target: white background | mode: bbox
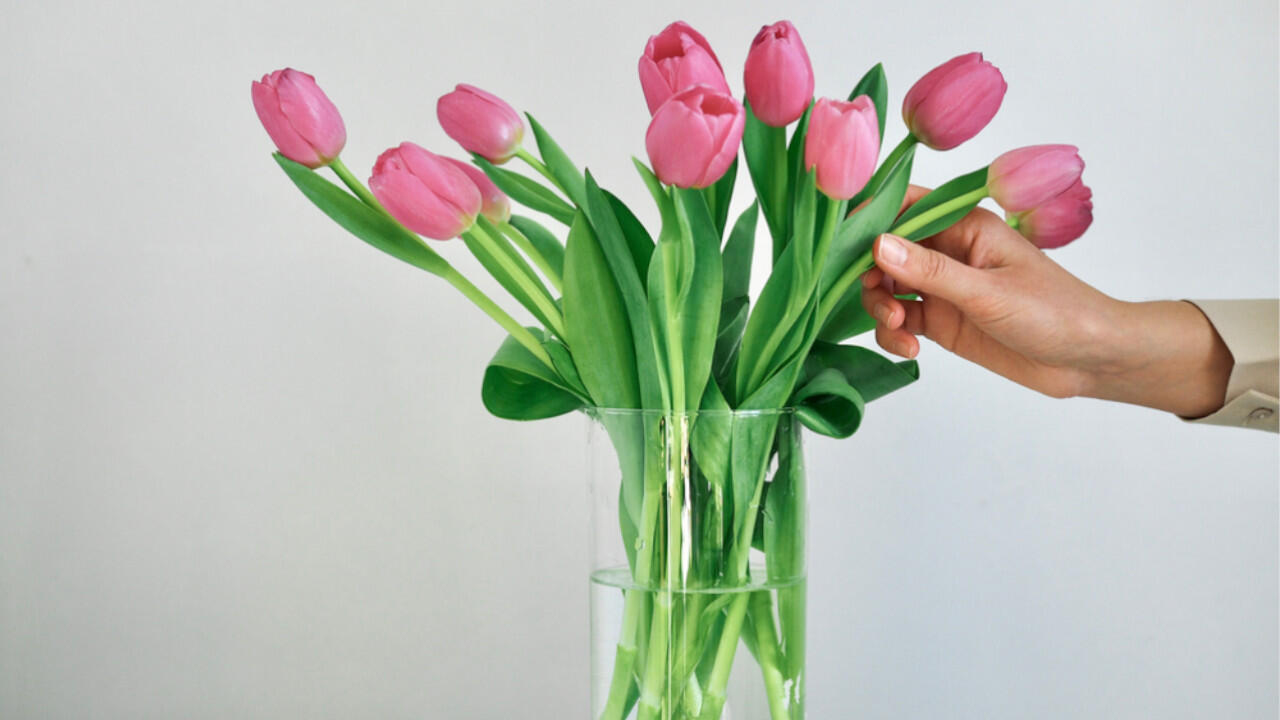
[1,0,1276,717]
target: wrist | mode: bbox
[1083,300,1233,417]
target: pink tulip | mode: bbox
[251,68,346,168]
[645,85,745,189]
[1010,179,1093,249]
[369,142,482,240]
[743,20,814,127]
[902,52,1006,151]
[442,157,511,223]
[436,84,524,164]
[987,145,1085,213]
[803,96,881,200]
[638,21,731,116]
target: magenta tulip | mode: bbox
[902,52,1006,151]
[369,143,482,240]
[436,84,524,164]
[638,21,731,116]
[987,144,1085,213]
[803,96,881,200]
[1010,179,1093,249]
[251,68,346,168]
[645,85,745,189]
[442,157,511,223]
[743,20,814,127]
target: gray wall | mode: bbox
[1,0,1276,717]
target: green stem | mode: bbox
[497,220,563,292]
[891,186,989,239]
[698,593,749,720]
[749,592,791,720]
[329,157,381,210]
[515,147,566,195]
[439,266,553,368]
[464,224,566,339]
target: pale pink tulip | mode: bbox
[638,21,731,116]
[987,145,1084,213]
[443,157,511,223]
[902,52,1006,151]
[743,20,814,127]
[369,143,481,240]
[436,84,524,164]
[644,85,745,189]
[803,96,881,200]
[1011,179,1093,249]
[251,68,346,168]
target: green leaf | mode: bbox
[692,380,731,569]
[273,153,449,277]
[508,215,565,279]
[817,285,875,342]
[605,190,655,279]
[722,201,758,303]
[893,166,989,241]
[672,189,724,407]
[473,156,576,225]
[820,145,915,294]
[847,63,888,149]
[481,329,584,419]
[793,368,866,438]
[712,295,749,390]
[765,419,806,678]
[526,113,587,207]
[582,171,664,408]
[742,103,789,258]
[803,341,920,403]
[543,337,589,399]
[562,212,639,409]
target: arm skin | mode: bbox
[861,186,1233,419]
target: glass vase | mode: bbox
[586,408,807,720]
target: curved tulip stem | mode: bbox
[890,186,988,239]
[440,266,554,368]
[851,134,918,207]
[515,147,568,196]
[497,220,563,292]
[329,157,382,210]
[465,223,566,339]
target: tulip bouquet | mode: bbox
[254,18,1091,720]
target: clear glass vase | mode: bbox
[586,408,807,720]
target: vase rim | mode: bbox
[582,406,798,418]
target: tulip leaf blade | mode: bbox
[460,226,560,335]
[273,153,450,277]
[817,285,875,341]
[605,189,655,279]
[702,157,738,238]
[893,166,989,241]
[582,171,664,408]
[722,201,758,303]
[672,187,725,408]
[526,113,588,207]
[848,63,888,149]
[795,341,920,436]
[742,102,790,261]
[508,215,565,279]
[481,328,585,420]
[473,156,576,225]
[793,368,865,437]
[562,211,640,410]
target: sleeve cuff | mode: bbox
[1183,299,1279,432]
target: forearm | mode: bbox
[1085,300,1233,418]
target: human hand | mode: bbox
[862,186,1233,418]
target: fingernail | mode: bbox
[878,234,908,267]
[873,303,891,323]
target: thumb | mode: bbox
[872,233,989,309]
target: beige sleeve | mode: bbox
[1184,299,1279,432]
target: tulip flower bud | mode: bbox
[743,20,814,127]
[638,21,731,116]
[987,145,1085,213]
[436,84,525,164]
[369,142,482,240]
[251,68,346,168]
[803,96,881,200]
[442,157,511,224]
[902,52,1006,151]
[1009,179,1093,249]
[645,85,745,189]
